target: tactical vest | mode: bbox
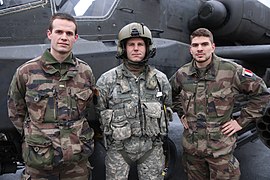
[100,66,167,142]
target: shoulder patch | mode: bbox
[242,68,253,77]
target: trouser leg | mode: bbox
[182,152,209,180]
[182,151,241,180]
[207,153,241,180]
[105,149,130,180]
[137,145,165,180]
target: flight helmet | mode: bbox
[116,22,156,60]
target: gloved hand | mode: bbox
[166,107,173,122]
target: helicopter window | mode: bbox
[0,0,46,13]
[258,0,270,8]
[55,0,117,18]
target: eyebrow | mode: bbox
[191,42,210,46]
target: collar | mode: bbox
[42,49,76,65]
[119,64,156,80]
[40,49,78,78]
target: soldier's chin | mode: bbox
[130,58,143,62]
[195,58,208,63]
[58,49,70,54]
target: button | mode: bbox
[34,95,40,102]
[34,147,40,152]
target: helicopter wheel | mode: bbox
[164,137,177,180]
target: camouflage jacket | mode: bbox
[96,64,172,153]
[7,49,95,169]
[170,54,270,157]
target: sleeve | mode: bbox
[234,66,270,127]
[7,69,27,135]
[87,65,98,104]
[95,74,110,123]
[161,75,172,108]
[89,67,96,88]
[169,71,184,118]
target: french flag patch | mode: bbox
[242,68,253,77]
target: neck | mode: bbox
[124,60,145,77]
[50,49,71,63]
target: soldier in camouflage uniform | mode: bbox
[96,22,172,180]
[7,13,96,180]
[170,28,270,180]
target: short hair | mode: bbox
[190,28,214,43]
[48,13,78,34]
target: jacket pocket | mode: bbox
[75,88,93,113]
[111,120,131,141]
[111,109,131,141]
[124,102,141,136]
[23,135,54,169]
[25,91,49,122]
[59,118,94,162]
[143,102,162,137]
[209,88,234,117]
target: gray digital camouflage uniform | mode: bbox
[96,63,172,180]
[8,49,96,179]
[170,54,270,179]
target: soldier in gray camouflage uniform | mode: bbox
[170,28,270,180]
[96,22,172,180]
[7,13,96,180]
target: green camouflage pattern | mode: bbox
[105,144,165,180]
[8,49,95,170]
[22,160,91,180]
[170,54,269,157]
[170,54,269,179]
[96,64,171,179]
[182,151,240,180]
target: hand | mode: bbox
[166,107,173,122]
[180,115,189,129]
[221,119,242,137]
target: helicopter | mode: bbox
[0,0,270,179]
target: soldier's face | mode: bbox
[47,19,78,58]
[126,38,146,62]
[190,36,215,68]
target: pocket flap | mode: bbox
[211,88,232,99]
[111,120,129,128]
[26,135,52,147]
[143,102,162,118]
[76,89,93,101]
